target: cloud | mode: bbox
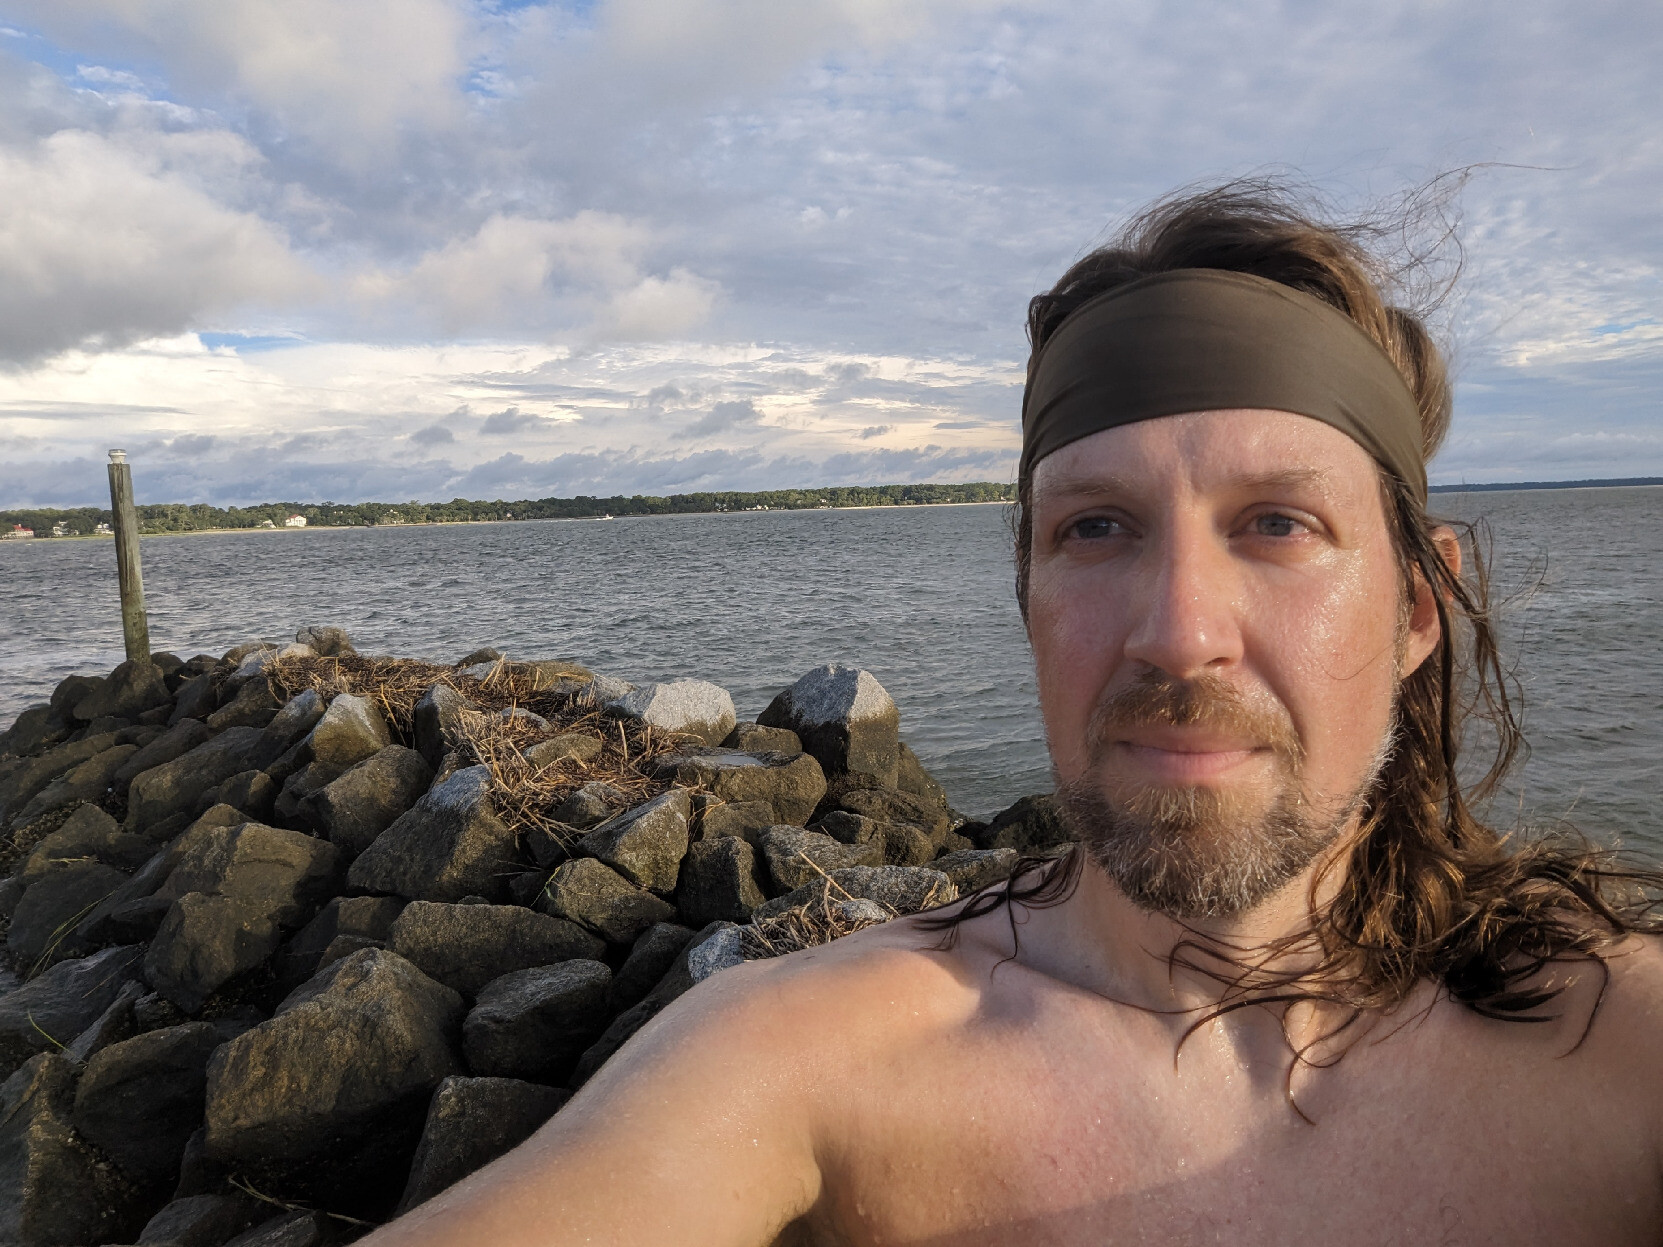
[0,129,310,364]
[478,406,544,436]
[686,399,764,437]
[858,424,893,438]
[410,423,454,445]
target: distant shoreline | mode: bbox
[1428,477,1663,494]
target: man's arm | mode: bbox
[361,958,827,1247]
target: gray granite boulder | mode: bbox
[721,721,802,754]
[63,980,145,1065]
[0,731,119,827]
[462,961,611,1082]
[538,858,677,945]
[144,821,342,1011]
[686,923,746,983]
[136,1194,264,1246]
[125,727,267,837]
[661,749,826,826]
[758,665,901,788]
[17,802,153,882]
[972,793,1069,854]
[610,680,735,746]
[932,847,1021,894]
[13,742,138,824]
[206,679,281,732]
[675,836,766,927]
[73,658,171,722]
[112,719,213,794]
[223,1209,333,1247]
[261,689,327,758]
[0,1053,139,1246]
[396,1075,569,1213]
[347,766,517,903]
[550,780,625,829]
[169,673,220,726]
[389,901,605,996]
[833,784,951,842]
[308,744,433,856]
[0,703,55,759]
[523,733,602,769]
[72,1021,220,1186]
[8,860,129,966]
[197,769,278,822]
[204,948,463,1164]
[0,945,145,1074]
[609,922,695,1012]
[577,789,690,894]
[275,895,407,987]
[414,683,472,771]
[306,693,390,770]
[696,796,776,841]
[756,826,883,894]
[294,625,356,657]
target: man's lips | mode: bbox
[1106,729,1272,783]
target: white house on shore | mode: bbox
[2,524,34,540]
[284,515,307,528]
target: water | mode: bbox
[1,492,1659,855]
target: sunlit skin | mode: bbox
[363,411,1663,1247]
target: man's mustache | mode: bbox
[1085,669,1303,767]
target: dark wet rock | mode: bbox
[126,727,266,837]
[308,745,433,857]
[198,769,278,822]
[204,948,463,1165]
[972,793,1070,854]
[674,837,766,927]
[462,960,611,1082]
[50,671,105,725]
[932,847,1021,894]
[136,1193,264,1246]
[523,824,574,869]
[0,731,119,827]
[758,665,901,788]
[413,683,472,771]
[294,625,356,657]
[71,846,178,949]
[569,921,724,1087]
[577,789,690,894]
[347,766,517,904]
[145,821,342,1011]
[133,992,189,1034]
[18,802,154,882]
[396,1075,569,1214]
[169,673,220,726]
[306,694,390,770]
[756,826,884,894]
[523,733,602,769]
[13,743,137,824]
[272,760,342,829]
[609,922,695,1012]
[508,868,552,907]
[662,749,827,827]
[833,784,951,842]
[879,821,937,868]
[64,979,145,1064]
[537,858,677,945]
[317,933,383,971]
[0,704,56,759]
[609,680,735,746]
[721,721,802,754]
[0,876,24,923]
[696,796,776,841]
[224,1209,333,1247]
[550,780,625,829]
[8,860,129,965]
[896,741,952,814]
[276,895,408,987]
[74,659,171,722]
[206,680,281,732]
[753,865,957,923]
[113,719,214,794]
[73,1021,221,1186]
[388,901,605,996]
[0,1053,140,1246]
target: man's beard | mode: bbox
[1056,670,1390,922]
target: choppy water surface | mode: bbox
[1,491,1659,856]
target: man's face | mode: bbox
[1026,409,1423,920]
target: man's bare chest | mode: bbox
[795,1001,1659,1246]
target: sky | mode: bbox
[0,0,1658,507]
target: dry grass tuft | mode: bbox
[265,653,691,849]
[740,868,899,959]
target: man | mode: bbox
[369,185,1663,1244]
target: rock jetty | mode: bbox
[0,633,1072,1245]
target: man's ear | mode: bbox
[1401,525,1462,677]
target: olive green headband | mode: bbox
[1020,269,1427,504]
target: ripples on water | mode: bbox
[1,491,1658,856]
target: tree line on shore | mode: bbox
[1,481,1016,537]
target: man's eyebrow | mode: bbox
[1037,465,1334,500]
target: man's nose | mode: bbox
[1121,523,1244,679]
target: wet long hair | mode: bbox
[923,178,1663,1049]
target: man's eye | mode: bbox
[1253,513,1301,538]
[1070,516,1121,540]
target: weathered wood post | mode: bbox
[106,449,151,662]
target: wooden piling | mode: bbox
[106,449,151,663]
